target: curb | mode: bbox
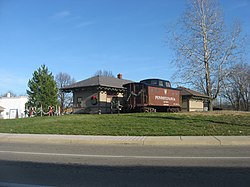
[0,133,250,146]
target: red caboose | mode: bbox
[123,79,181,112]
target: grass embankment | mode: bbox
[0,111,249,136]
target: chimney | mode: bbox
[117,73,122,79]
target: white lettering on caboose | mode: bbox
[155,96,176,101]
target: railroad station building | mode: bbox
[178,87,210,112]
[61,74,133,114]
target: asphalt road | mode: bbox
[0,142,250,187]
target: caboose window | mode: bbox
[151,80,157,85]
[144,95,147,104]
[135,84,140,91]
[159,80,164,87]
[165,81,171,87]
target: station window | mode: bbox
[107,91,117,96]
[77,97,82,106]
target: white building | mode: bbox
[0,93,28,119]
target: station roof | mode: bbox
[61,75,133,92]
[178,87,211,99]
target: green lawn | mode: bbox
[0,111,249,136]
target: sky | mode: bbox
[0,0,249,95]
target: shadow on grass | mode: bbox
[133,114,250,127]
[135,115,184,121]
[205,120,250,127]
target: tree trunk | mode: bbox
[203,32,213,111]
[208,99,213,111]
[205,62,213,111]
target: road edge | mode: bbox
[0,133,250,146]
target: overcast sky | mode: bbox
[0,0,249,95]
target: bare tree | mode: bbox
[168,0,246,110]
[55,72,75,111]
[222,63,250,111]
[94,70,115,77]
